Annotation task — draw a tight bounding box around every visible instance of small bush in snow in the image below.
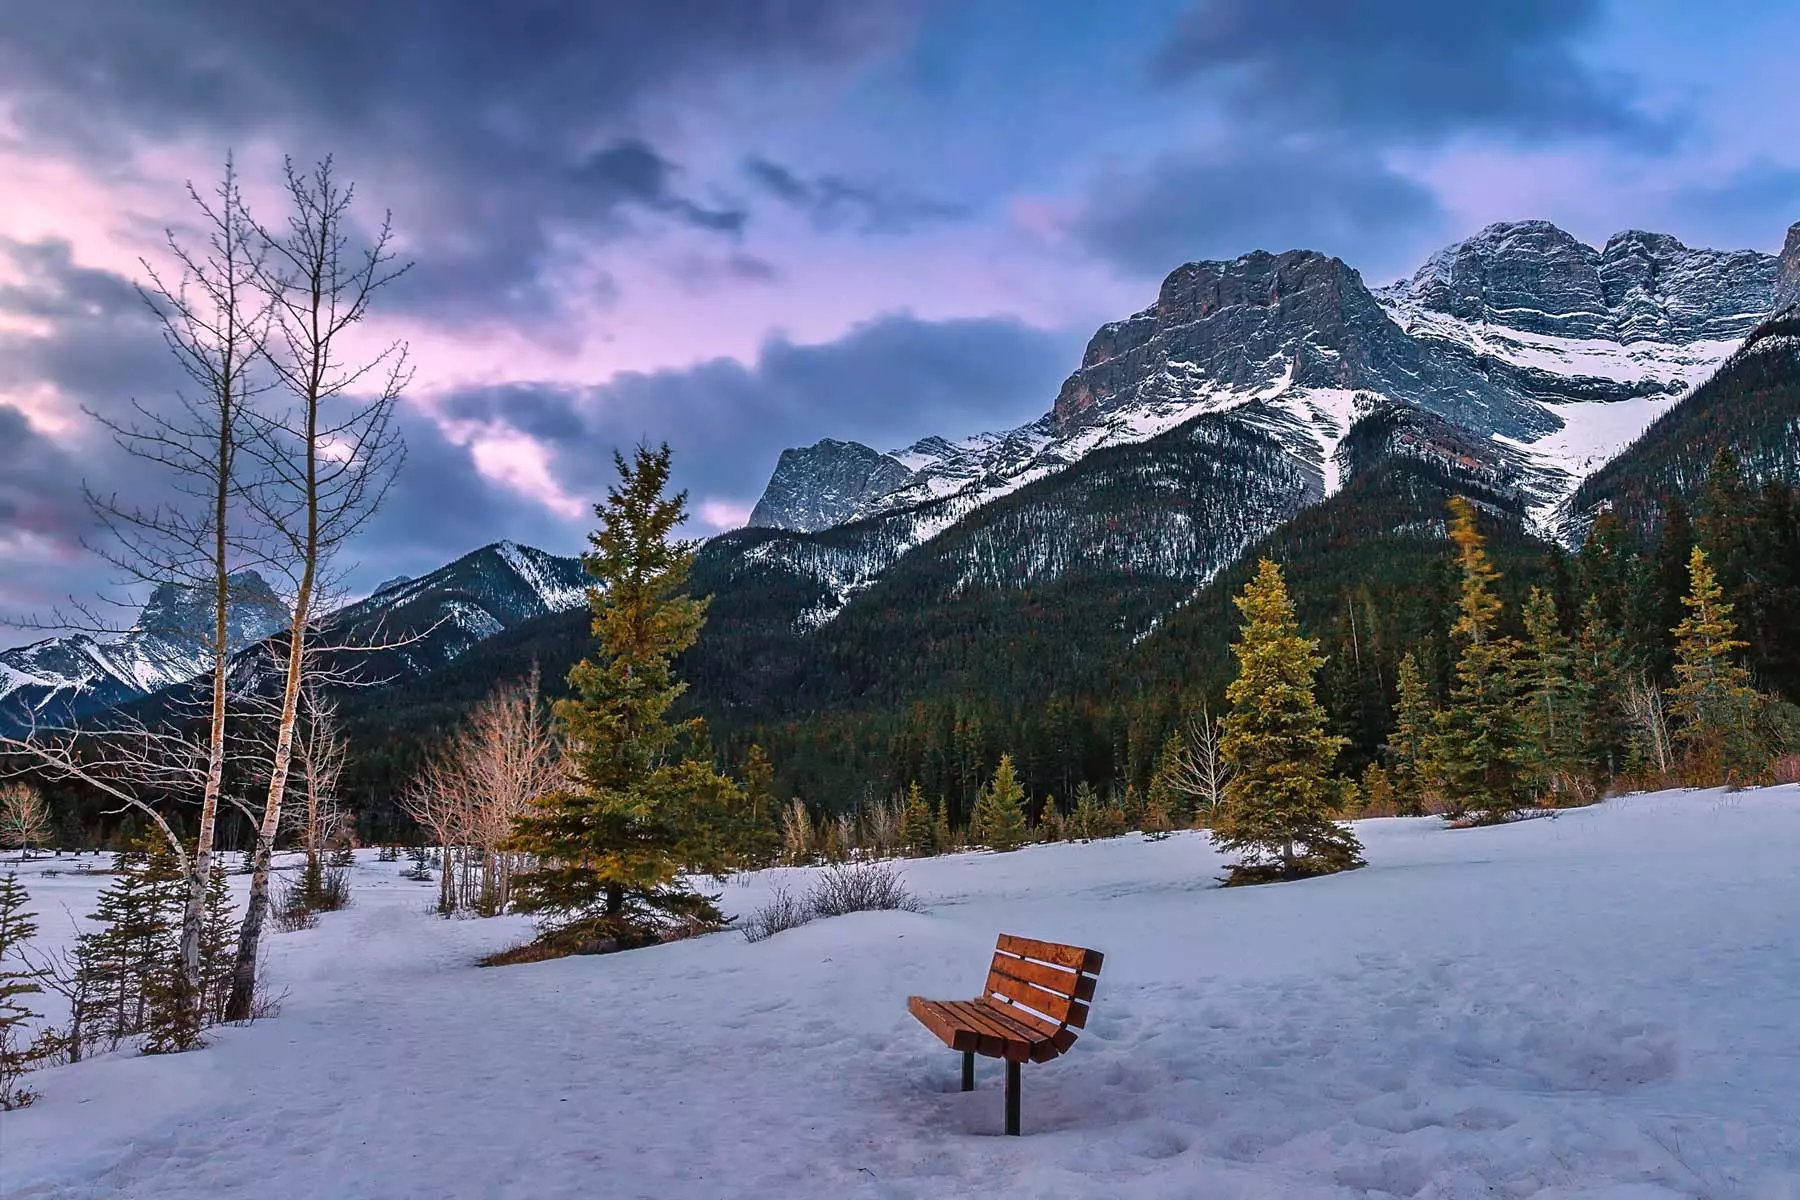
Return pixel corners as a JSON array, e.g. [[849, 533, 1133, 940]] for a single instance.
[[806, 861, 921, 919], [740, 885, 811, 944], [740, 863, 922, 943]]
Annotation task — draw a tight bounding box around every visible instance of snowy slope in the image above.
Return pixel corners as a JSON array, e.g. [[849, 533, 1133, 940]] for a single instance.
[[7, 787, 1800, 1197]]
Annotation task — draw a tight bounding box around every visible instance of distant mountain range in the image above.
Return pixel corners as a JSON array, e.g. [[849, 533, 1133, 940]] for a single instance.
[[7, 217, 1797, 765]]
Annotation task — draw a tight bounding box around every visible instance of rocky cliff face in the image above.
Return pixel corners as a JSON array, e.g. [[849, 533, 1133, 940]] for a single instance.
[[1780, 222, 1800, 310], [748, 218, 1792, 549], [1391, 220, 1779, 344], [746, 439, 917, 531]]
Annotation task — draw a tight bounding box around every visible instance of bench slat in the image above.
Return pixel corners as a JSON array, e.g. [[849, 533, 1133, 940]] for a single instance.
[[986, 954, 1097, 1002], [982, 992, 1063, 1040], [996, 934, 1104, 975], [984, 971, 1087, 1028], [949, 1001, 1036, 1063]]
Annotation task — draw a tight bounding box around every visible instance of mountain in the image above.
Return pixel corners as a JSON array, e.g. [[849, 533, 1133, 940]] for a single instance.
[[1780, 221, 1800, 310], [1563, 308, 1800, 539], [751, 221, 1785, 554], [746, 439, 917, 531], [2, 543, 589, 736], [0, 572, 286, 732]]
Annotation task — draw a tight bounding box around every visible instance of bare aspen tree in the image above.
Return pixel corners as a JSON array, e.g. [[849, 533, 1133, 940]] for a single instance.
[[1624, 673, 1672, 777], [401, 672, 560, 914], [0, 785, 50, 857], [4, 159, 272, 1037], [226, 157, 409, 1020], [1167, 702, 1232, 824], [286, 677, 349, 882]]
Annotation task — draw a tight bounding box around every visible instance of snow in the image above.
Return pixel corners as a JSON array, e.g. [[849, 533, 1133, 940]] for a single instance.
[[1496, 394, 1686, 526], [7, 791, 1800, 1196]]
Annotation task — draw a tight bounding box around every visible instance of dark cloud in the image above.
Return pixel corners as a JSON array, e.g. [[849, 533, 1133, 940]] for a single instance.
[[0, 1, 919, 326], [743, 156, 966, 234], [1152, 0, 1663, 146], [572, 140, 747, 235], [1071, 142, 1445, 276], [436, 312, 1085, 509]]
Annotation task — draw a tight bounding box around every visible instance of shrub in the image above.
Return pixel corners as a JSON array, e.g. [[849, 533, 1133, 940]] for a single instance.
[[805, 861, 921, 918], [1775, 754, 1800, 785], [740, 862, 922, 943], [739, 885, 811, 944]]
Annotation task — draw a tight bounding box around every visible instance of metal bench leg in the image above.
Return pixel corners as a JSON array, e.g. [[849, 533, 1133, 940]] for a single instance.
[[1005, 1061, 1020, 1136], [961, 1051, 974, 1092]]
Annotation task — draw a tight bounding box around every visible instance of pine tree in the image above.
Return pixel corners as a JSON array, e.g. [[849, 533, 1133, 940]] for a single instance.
[[1432, 498, 1527, 824], [1359, 763, 1396, 816], [734, 745, 782, 868], [79, 840, 185, 1051], [899, 782, 936, 857], [1212, 558, 1362, 883], [508, 445, 739, 951], [971, 754, 1028, 852], [1388, 651, 1435, 816], [1666, 547, 1766, 785], [1574, 592, 1630, 783], [933, 798, 953, 853], [1517, 587, 1583, 805], [198, 864, 236, 1027], [1139, 788, 1173, 840], [1071, 781, 1103, 841], [0, 873, 43, 1108], [1146, 731, 1187, 826], [1040, 795, 1066, 842]]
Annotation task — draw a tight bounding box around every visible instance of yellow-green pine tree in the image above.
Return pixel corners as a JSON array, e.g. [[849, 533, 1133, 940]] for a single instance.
[[1666, 547, 1766, 785], [508, 445, 738, 950], [972, 754, 1029, 852], [1212, 558, 1362, 883]]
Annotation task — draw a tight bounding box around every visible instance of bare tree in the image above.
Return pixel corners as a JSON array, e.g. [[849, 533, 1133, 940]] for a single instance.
[[401, 672, 560, 915], [1624, 673, 1673, 778], [226, 157, 409, 1020], [1161, 702, 1233, 824], [8, 159, 274, 1032], [0, 785, 50, 858], [286, 678, 350, 879]]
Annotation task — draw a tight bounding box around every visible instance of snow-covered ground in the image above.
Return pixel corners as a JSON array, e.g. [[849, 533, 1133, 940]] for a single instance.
[[5, 788, 1800, 1198]]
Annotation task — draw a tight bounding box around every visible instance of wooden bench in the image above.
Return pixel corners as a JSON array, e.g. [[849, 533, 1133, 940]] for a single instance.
[[908, 934, 1105, 1135]]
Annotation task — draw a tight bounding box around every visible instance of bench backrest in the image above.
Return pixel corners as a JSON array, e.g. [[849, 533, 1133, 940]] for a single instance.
[[982, 934, 1104, 1037]]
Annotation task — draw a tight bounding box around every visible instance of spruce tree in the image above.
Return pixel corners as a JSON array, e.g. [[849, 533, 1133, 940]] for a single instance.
[[1517, 587, 1583, 804], [1359, 763, 1396, 816], [1666, 547, 1766, 785], [1147, 731, 1187, 826], [1574, 592, 1631, 783], [933, 798, 953, 853], [734, 745, 782, 868], [1212, 558, 1362, 883], [1139, 788, 1173, 840], [198, 864, 236, 1027], [1389, 651, 1435, 816], [899, 782, 936, 857], [1071, 781, 1103, 841], [508, 445, 738, 950], [1433, 498, 1527, 824], [971, 754, 1028, 852], [0, 873, 42, 1108]]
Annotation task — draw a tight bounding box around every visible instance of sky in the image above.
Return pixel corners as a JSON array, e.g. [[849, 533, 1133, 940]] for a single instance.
[[1, 0, 1797, 644]]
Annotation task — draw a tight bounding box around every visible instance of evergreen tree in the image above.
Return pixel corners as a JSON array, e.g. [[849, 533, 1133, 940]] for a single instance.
[[198, 863, 236, 1027], [1071, 781, 1103, 841], [971, 754, 1028, 852], [1388, 651, 1435, 816], [509, 445, 739, 950], [899, 782, 936, 857], [933, 797, 953, 853], [0, 873, 42, 1108], [1358, 762, 1396, 816], [1573, 592, 1631, 783], [734, 745, 782, 867], [1039, 795, 1066, 842], [1139, 787, 1173, 840], [1212, 559, 1362, 883], [1146, 731, 1188, 826], [1516, 587, 1584, 804], [1433, 499, 1527, 824], [1666, 547, 1766, 785]]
